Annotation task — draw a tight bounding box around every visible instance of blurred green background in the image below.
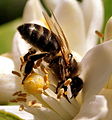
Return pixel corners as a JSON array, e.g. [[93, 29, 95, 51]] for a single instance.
[[0, 0, 112, 54]]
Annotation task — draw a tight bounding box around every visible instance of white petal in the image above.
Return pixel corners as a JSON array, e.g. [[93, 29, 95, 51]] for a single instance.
[[41, 90, 80, 118], [23, 0, 43, 23], [79, 40, 112, 101], [0, 105, 34, 120], [25, 106, 63, 120], [73, 95, 108, 120], [100, 89, 112, 120], [42, 0, 59, 10], [105, 75, 112, 89], [41, 94, 73, 120], [81, 0, 104, 34], [104, 16, 112, 41], [72, 51, 82, 62], [0, 56, 19, 104], [81, 0, 104, 51], [54, 0, 86, 56], [12, 32, 31, 70]]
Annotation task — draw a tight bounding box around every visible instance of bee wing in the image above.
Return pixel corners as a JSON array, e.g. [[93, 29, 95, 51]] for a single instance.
[[43, 11, 70, 64]]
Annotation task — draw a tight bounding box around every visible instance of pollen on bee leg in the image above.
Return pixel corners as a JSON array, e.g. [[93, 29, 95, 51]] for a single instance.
[[19, 104, 25, 111], [57, 88, 64, 99], [64, 78, 72, 86]]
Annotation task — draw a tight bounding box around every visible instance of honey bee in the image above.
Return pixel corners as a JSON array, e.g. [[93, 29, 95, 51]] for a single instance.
[[17, 12, 83, 101]]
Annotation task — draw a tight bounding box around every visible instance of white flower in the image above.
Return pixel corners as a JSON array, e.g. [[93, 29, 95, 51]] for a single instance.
[[0, 54, 21, 104], [1, 0, 112, 120]]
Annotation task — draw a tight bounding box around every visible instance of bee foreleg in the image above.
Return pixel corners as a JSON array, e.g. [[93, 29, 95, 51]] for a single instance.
[[20, 47, 36, 71], [22, 53, 48, 84], [29, 52, 48, 61]]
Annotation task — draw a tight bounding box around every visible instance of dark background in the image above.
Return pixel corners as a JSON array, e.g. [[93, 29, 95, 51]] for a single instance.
[[0, 0, 27, 25]]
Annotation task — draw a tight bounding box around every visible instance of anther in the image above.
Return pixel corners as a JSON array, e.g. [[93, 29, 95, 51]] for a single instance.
[[57, 88, 64, 99], [10, 99, 18, 103], [20, 56, 24, 63], [16, 97, 27, 102], [95, 30, 104, 38], [64, 91, 68, 95], [12, 71, 21, 77], [37, 88, 43, 94], [27, 100, 42, 108], [19, 104, 25, 111], [18, 93, 27, 97], [64, 78, 72, 86], [43, 84, 49, 90], [28, 100, 37, 107], [32, 103, 42, 108], [44, 74, 49, 83], [20, 56, 25, 71], [12, 91, 22, 96]]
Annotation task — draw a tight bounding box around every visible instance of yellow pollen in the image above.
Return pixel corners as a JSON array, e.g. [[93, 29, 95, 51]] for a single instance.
[[23, 73, 48, 95]]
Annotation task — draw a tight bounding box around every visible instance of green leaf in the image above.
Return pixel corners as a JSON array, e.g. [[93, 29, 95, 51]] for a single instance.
[[0, 19, 21, 54], [102, 0, 112, 32], [0, 110, 23, 120]]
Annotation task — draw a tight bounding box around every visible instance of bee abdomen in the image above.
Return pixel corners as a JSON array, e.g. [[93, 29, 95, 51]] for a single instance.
[[18, 23, 61, 53]]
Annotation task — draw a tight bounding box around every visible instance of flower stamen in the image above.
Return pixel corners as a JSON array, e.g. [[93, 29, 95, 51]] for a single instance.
[[64, 78, 72, 86], [28, 100, 42, 108], [12, 70, 21, 77], [12, 91, 22, 96], [19, 104, 25, 111], [57, 88, 64, 99]]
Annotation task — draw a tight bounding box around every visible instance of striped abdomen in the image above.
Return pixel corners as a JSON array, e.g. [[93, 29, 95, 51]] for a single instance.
[[17, 23, 61, 53]]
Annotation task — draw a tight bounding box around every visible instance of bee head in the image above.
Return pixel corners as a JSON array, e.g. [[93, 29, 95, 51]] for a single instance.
[[70, 76, 83, 98], [17, 23, 33, 41]]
